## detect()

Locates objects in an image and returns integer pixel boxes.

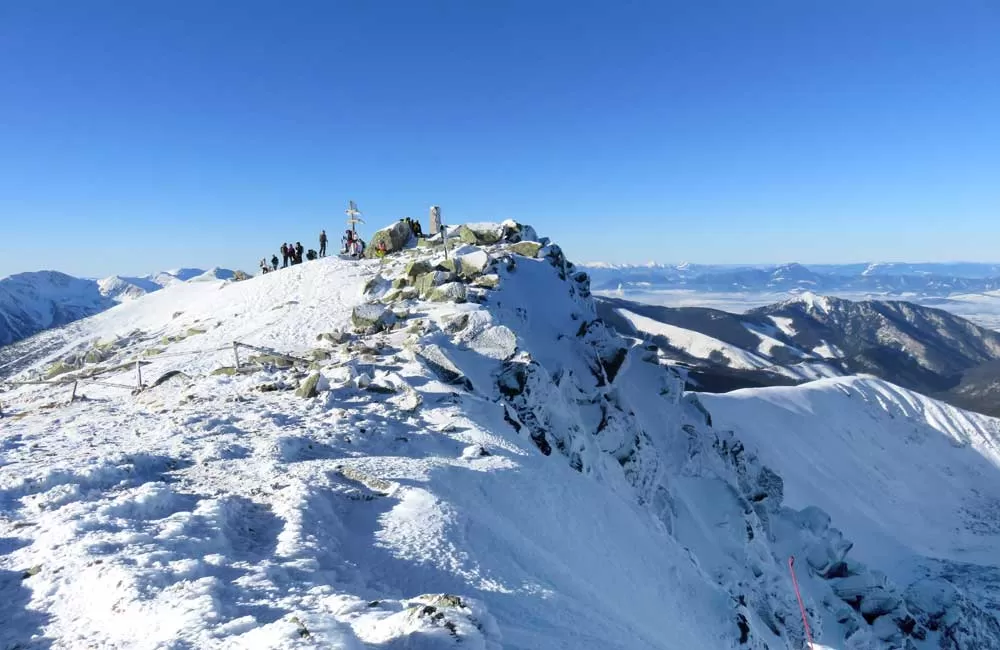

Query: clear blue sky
[2,0,999,277]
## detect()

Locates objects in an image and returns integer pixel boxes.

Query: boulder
[296,372,321,398]
[458,223,503,245]
[427,282,467,303]
[318,330,349,344]
[468,325,517,360]
[362,273,389,296]
[500,220,539,243]
[414,271,456,296]
[365,220,414,258]
[351,304,397,333]
[444,313,470,333]
[472,274,501,289]
[45,361,79,379]
[416,345,474,390]
[248,354,295,369]
[508,241,542,258]
[434,258,462,277]
[152,370,189,387]
[419,594,466,609]
[458,249,491,277]
[84,349,108,364]
[404,260,432,277]
[461,445,491,459]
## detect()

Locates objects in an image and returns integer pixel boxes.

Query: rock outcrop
[365,220,415,258]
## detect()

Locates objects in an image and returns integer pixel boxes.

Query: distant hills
[582,261,1000,295]
[0,267,235,347]
[597,293,1000,416]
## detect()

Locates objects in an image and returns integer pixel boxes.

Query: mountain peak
[3,223,999,648]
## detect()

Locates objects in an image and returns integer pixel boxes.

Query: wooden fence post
[69,381,78,403]
[135,360,143,389]
[232,341,241,369]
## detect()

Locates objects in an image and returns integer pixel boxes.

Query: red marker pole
[788,556,815,649]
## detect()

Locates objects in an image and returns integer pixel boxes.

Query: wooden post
[232,341,241,369]
[69,381,78,403]
[135,360,142,389]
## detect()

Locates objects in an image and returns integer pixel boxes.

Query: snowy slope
[603,300,840,387]
[2,225,997,649]
[0,268,238,348]
[701,377,1000,569]
[702,377,1000,646]
[615,307,772,370]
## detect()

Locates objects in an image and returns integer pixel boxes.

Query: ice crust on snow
[2,223,999,649]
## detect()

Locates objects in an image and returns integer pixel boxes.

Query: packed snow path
[3,222,999,649]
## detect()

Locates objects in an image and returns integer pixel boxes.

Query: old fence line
[1,341,311,408]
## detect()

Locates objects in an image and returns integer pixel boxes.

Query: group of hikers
[256,217,427,274]
[257,228,363,274]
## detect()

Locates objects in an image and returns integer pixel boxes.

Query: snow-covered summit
[2,223,998,648]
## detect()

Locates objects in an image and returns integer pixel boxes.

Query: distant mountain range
[597,293,1000,416]
[0,267,235,347]
[582,261,1000,295]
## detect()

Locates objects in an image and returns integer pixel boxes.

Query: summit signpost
[346,200,364,234]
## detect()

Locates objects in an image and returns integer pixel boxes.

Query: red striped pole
[788,556,814,649]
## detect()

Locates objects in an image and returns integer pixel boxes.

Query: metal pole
[232,341,241,369]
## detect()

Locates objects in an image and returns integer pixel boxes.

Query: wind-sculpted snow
[2,223,998,648]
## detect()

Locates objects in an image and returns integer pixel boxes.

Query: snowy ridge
[615,307,773,370]
[702,376,1000,567]
[1,224,997,648]
[702,377,1000,647]
[0,267,238,349]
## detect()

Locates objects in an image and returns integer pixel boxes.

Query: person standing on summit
[281,243,289,268]
[319,230,328,257]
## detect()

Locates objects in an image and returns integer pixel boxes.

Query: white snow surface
[0,249,731,649]
[701,376,1000,572]
[615,308,771,370]
[769,315,798,337]
[3,229,998,649]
